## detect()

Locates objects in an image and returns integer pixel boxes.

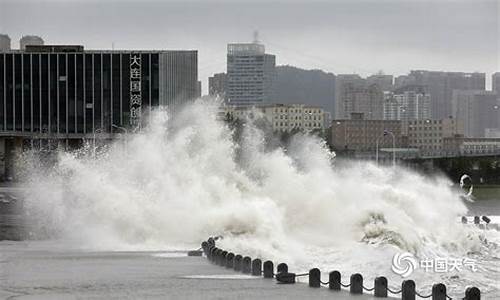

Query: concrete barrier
[199,238,481,299]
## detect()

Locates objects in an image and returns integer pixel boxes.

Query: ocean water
[16,100,500,298]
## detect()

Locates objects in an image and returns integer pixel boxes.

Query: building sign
[130,53,142,127]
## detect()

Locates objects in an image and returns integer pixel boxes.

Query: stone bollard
[329,271,341,290]
[251,259,262,276]
[350,273,363,294]
[242,256,252,274]
[309,268,321,288]
[276,272,296,284]
[226,253,235,268]
[464,287,480,300]
[374,276,388,297]
[432,283,447,300]
[263,261,274,278]
[402,280,416,300]
[277,263,288,274]
[209,247,218,262]
[234,255,243,271]
[474,216,480,224]
[461,216,468,224]
[220,251,228,266]
[216,249,224,265]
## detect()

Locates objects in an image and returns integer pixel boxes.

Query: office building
[222,103,327,132]
[208,72,227,99]
[0,44,198,178]
[384,90,431,122]
[335,74,383,120]
[331,112,402,152]
[0,34,11,51]
[443,136,500,156]
[226,40,275,106]
[406,118,464,156]
[452,90,500,137]
[19,35,44,50]
[400,71,485,120]
[493,73,500,95]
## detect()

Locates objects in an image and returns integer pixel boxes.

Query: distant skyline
[1,0,498,93]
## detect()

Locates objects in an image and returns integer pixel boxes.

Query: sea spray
[17,99,499,296]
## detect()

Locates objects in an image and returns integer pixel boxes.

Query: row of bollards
[200,238,481,300]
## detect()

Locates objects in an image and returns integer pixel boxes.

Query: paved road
[0,241,390,299]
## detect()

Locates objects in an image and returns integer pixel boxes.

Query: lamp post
[336,121,348,154]
[376,130,396,167]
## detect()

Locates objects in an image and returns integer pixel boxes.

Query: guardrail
[195,237,481,300]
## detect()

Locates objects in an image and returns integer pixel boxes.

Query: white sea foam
[18,99,500,297]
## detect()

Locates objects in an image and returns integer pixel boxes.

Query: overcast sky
[1,0,498,92]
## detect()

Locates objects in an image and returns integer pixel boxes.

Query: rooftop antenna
[253,30,259,44]
[112,42,115,50]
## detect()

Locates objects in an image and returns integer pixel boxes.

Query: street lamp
[376,130,396,167]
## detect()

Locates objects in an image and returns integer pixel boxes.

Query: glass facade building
[0,46,198,137]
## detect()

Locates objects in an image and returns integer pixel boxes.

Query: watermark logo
[391,252,478,277]
[391,252,418,277]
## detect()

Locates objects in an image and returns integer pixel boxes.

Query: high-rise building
[20,35,44,50]
[208,72,227,98]
[384,90,431,122]
[226,41,275,106]
[401,70,485,120]
[335,74,383,120]
[452,90,500,137]
[493,72,500,95]
[0,34,11,51]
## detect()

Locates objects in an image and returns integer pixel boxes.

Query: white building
[0,34,11,51]
[222,104,326,132]
[226,40,275,106]
[19,35,44,50]
[384,91,431,121]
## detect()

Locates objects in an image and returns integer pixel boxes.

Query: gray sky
[1,0,498,93]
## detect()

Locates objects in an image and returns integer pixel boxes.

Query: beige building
[222,104,327,132]
[443,136,500,156]
[406,118,464,156]
[331,112,402,152]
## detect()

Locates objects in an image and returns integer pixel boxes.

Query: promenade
[0,241,385,299]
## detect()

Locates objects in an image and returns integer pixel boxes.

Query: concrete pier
[0,241,388,299]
